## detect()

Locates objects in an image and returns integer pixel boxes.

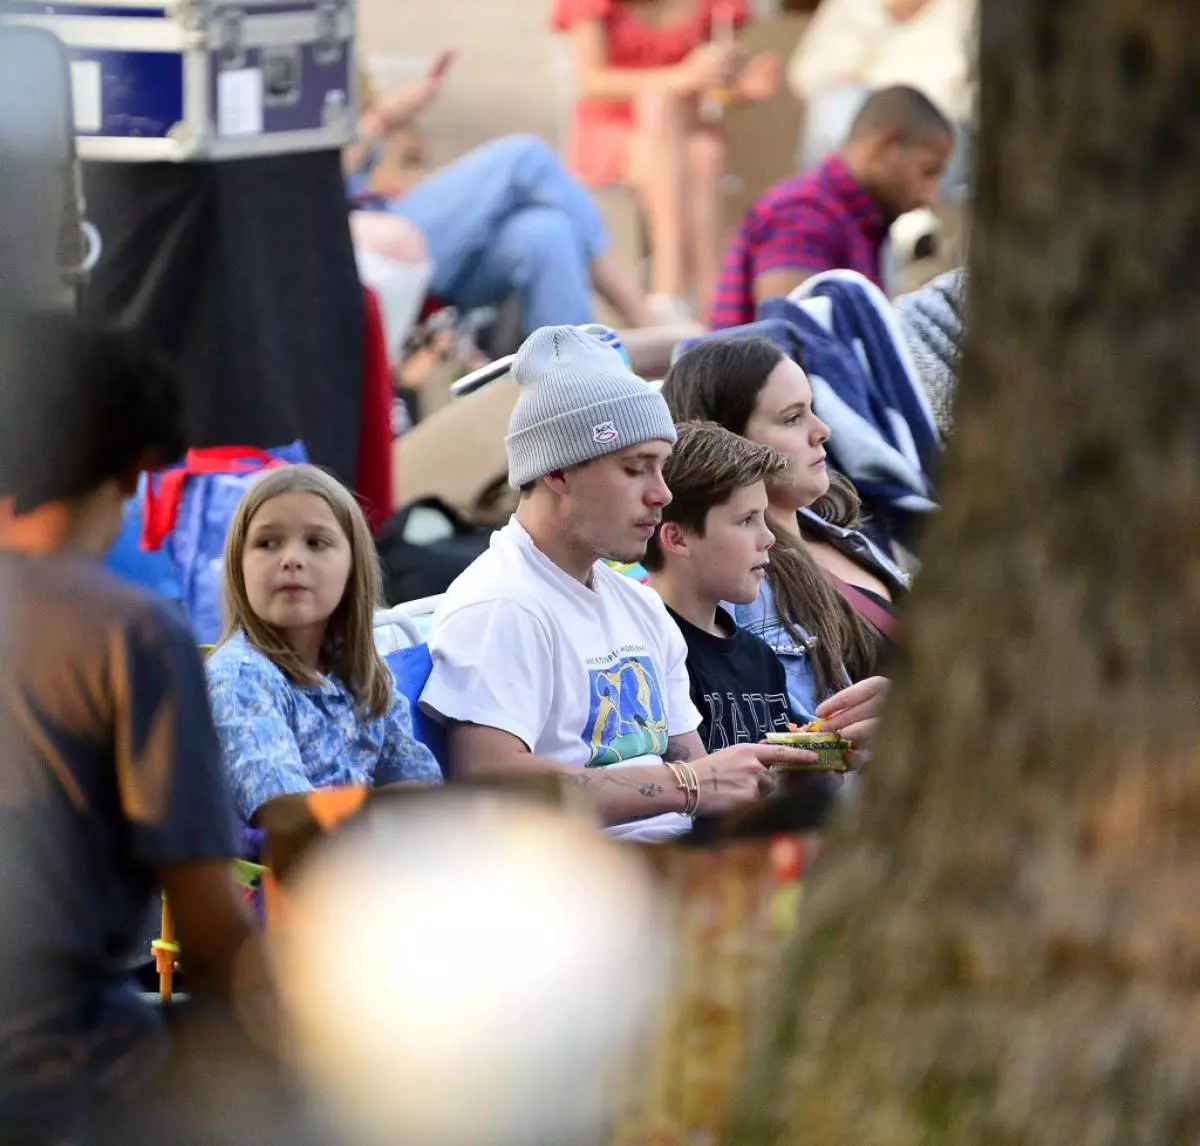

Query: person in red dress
[552,0,780,322]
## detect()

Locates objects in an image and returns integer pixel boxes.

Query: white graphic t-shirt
[421,519,702,841]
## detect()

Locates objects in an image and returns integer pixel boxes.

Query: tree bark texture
[725,2,1200,1143]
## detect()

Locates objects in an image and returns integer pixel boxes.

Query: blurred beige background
[360,0,566,163]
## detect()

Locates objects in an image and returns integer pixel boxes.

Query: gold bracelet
[679,761,701,816]
[662,760,696,817]
[665,759,700,816]
[662,760,684,804]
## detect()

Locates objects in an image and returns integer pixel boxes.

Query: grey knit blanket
[894,268,966,441]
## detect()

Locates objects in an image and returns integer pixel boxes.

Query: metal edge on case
[200,122,352,157]
[182,47,209,150]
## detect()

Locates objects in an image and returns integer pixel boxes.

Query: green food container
[764,731,853,771]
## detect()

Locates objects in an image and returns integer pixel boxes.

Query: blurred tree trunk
[724,1,1200,1143]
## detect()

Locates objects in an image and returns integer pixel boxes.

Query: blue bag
[142,442,308,643]
[104,480,182,603]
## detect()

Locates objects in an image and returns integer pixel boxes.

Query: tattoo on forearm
[663,740,696,763]
[571,771,667,800]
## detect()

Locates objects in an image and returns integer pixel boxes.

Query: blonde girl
[206,464,441,823]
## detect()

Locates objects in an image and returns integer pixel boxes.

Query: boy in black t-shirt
[0,314,259,1143]
[644,421,797,751]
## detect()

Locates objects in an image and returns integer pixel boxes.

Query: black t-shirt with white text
[666,606,794,751]
[668,604,840,842]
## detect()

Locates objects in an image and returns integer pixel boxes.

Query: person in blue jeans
[345,68,658,337]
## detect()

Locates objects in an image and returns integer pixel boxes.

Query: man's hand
[815,676,891,745]
[735,51,782,102]
[693,742,821,814]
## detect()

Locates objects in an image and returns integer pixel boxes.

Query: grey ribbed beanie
[505,325,677,487]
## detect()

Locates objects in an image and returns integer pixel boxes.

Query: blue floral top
[206,632,442,821]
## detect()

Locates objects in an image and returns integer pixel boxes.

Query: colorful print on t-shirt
[583,654,669,766]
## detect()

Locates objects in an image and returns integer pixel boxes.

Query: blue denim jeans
[383,135,611,334]
[730,579,832,724]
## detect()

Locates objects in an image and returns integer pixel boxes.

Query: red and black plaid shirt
[709,155,890,330]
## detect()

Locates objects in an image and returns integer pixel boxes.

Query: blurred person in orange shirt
[0,314,260,1145]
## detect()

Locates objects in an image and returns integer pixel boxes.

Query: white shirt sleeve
[420,599,553,751]
[660,607,703,739]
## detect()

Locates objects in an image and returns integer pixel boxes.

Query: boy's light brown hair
[642,421,787,572]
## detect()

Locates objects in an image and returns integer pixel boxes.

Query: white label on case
[217,67,264,137]
[70,60,102,134]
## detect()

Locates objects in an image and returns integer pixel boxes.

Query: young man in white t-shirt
[420,325,816,842]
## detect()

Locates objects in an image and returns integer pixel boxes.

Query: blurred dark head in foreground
[0,312,296,1146]
[0,311,182,551]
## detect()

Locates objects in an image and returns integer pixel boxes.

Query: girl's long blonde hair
[218,464,392,720]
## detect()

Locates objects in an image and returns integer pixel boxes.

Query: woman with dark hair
[661,335,906,726]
